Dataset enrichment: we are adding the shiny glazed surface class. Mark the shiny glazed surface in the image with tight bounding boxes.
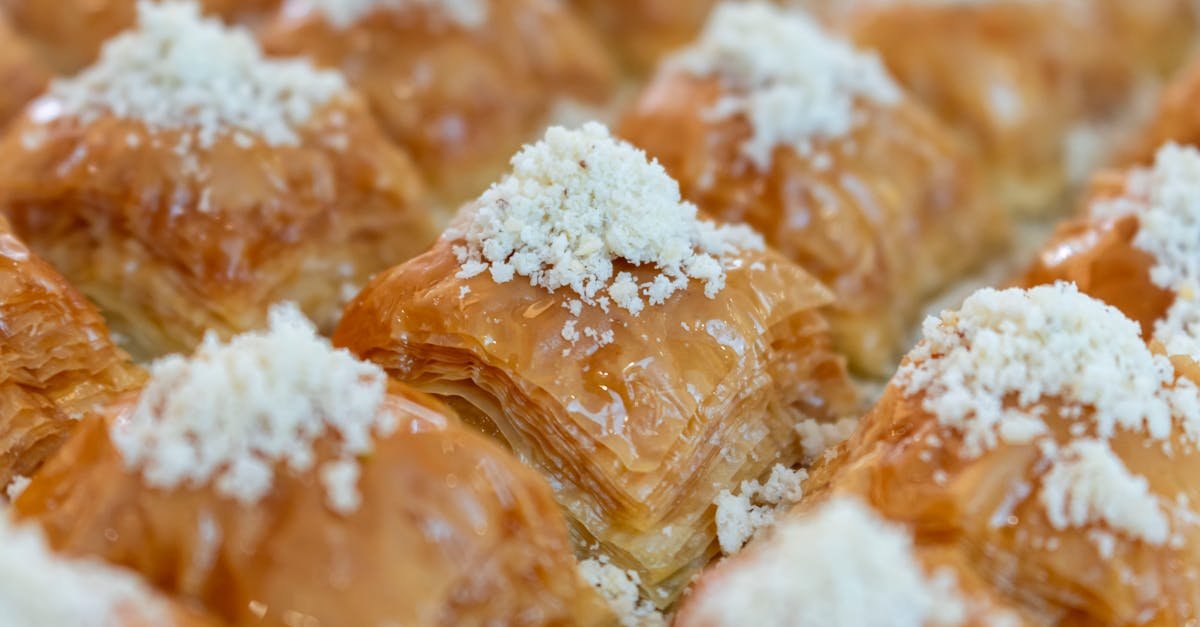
[789,377,1200,625]
[260,0,618,205]
[0,215,143,489]
[334,229,857,603]
[0,97,435,358]
[15,384,611,627]
[621,73,1009,376]
[1020,171,1174,337]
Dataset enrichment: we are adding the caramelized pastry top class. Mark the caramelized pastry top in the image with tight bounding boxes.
[668,3,901,170]
[0,216,144,485]
[678,496,969,627]
[1,2,405,289]
[798,284,1200,624]
[260,0,618,203]
[113,304,394,512]
[451,122,765,315]
[1024,143,1200,348]
[16,303,609,626]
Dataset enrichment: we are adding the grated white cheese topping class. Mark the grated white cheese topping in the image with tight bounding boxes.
[111,303,393,514]
[292,0,488,29]
[691,497,964,627]
[714,464,807,554]
[453,122,763,315]
[41,1,346,148]
[3,477,28,502]
[795,417,858,461]
[1091,143,1200,357]
[1039,439,1170,546]
[898,283,1200,457]
[672,2,901,169]
[0,516,171,626]
[579,557,666,627]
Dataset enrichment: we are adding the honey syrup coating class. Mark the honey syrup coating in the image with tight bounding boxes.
[0,215,144,490]
[0,0,281,73]
[0,97,434,359]
[13,382,611,627]
[0,13,50,131]
[620,57,1008,377]
[796,288,1200,625]
[259,0,619,206]
[808,0,1154,215]
[1020,171,1173,338]
[566,0,717,74]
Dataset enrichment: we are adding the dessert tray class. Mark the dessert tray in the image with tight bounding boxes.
[0,1,1197,625]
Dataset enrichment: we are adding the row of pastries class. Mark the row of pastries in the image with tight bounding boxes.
[0,0,1199,625]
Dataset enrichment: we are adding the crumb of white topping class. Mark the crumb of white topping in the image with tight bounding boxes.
[111,303,392,514]
[714,464,807,554]
[673,2,900,169]
[40,1,346,148]
[898,283,1200,457]
[578,556,666,627]
[453,122,763,315]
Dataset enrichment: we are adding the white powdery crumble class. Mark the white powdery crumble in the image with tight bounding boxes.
[714,464,807,554]
[294,0,488,29]
[578,557,666,627]
[1090,143,1200,357]
[452,122,763,315]
[40,1,346,148]
[795,417,858,461]
[0,516,170,626]
[111,303,393,514]
[1039,439,1170,546]
[898,283,1200,457]
[692,497,964,627]
[672,2,901,169]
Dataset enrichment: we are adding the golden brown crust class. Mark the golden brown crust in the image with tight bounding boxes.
[15,384,611,627]
[798,381,1200,625]
[815,1,1144,214]
[620,72,1008,376]
[567,0,716,74]
[333,230,856,605]
[1019,171,1173,338]
[0,97,436,358]
[259,0,618,205]
[0,0,281,73]
[0,216,144,489]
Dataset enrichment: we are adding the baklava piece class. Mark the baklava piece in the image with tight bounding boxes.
[0,13,50,130]
[1022,143,1200,348]
[334,122,857,605]
[621,3,1007,376]
[677,496,1015,626]
[715,284,1200,625]
[0,515,220,626]
[0,2,434,358]
[14,304,610,626]
[0,216,143,490]
[812,0,1171,214]
[1,0,281,73]
[567,0,716,73]
[260,0,618,204]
